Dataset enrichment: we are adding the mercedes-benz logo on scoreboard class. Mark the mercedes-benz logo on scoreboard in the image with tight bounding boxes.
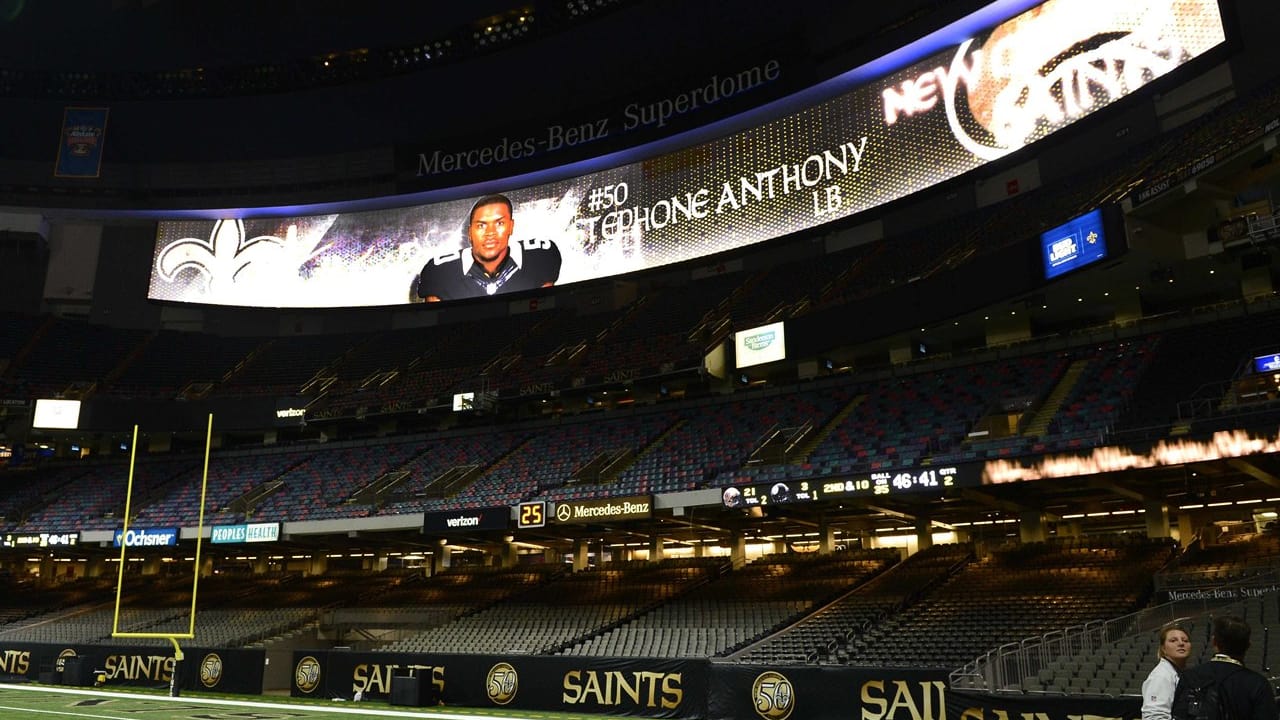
[550,496,652,525]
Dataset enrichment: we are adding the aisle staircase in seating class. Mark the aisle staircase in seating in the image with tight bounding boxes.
[422,465,482,499]
[416,435,536,499]
[746,422,813,466]
[788,394,866,463]
[101,331,157,391]
[1021,359,1090,438]
[218,339,274,388]
[225,456,312,516]
[638,419,686,460]
[345,444,437,507]
[564,418,686,487]
[0,315,56,381]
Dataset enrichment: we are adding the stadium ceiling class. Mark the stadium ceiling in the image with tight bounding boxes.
[0,0,970,76]
[0,1,529,71]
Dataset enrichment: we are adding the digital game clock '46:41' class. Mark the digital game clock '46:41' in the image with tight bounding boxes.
[724,464,980,508]
[840,465,976,497]
[836,464,979,498]
[888,466,959,492]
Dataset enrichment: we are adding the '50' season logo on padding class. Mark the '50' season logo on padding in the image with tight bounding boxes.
[295,656,322,694]
[752,670,795,720]
[486,662,518,705]
[199,653,223,689]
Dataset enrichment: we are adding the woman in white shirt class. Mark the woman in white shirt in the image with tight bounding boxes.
[1141,623,1191,720]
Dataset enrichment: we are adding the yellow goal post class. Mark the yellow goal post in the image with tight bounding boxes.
[110,413,213,671]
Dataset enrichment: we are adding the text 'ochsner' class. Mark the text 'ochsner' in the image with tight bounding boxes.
[116,528,177,547]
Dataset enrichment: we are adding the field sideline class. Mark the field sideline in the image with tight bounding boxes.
[0,684,613,720]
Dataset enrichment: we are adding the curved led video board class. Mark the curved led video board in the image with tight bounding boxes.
[149,0,1226,308]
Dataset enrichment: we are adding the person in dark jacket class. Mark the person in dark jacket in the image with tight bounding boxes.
[1171,615,1276,720]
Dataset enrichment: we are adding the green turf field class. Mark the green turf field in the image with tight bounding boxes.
[0,684,614,720]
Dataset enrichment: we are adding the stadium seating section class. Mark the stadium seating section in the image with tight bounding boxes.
[0,535,1273,698]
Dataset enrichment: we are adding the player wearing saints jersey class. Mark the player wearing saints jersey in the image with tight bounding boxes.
[416,194,561,302]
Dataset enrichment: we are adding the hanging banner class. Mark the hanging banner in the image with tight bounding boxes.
[54,107,109,179]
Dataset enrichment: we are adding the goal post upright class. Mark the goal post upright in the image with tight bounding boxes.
[188,412,212,637]
[109,414,214,696]
[110,423,140,639]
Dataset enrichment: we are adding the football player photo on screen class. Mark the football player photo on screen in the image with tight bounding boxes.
[413,193,562,302]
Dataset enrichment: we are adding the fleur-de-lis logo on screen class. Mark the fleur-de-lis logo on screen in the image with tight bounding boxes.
[157,219,291,294]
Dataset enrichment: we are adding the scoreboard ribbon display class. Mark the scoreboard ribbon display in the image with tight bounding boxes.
[516,501,547,529]
[148,0,1225,309]
[423,506,511,533]
[552,496,652,524]
[722,464,982,508]
[209,522,281,544]
[2,532,79,548]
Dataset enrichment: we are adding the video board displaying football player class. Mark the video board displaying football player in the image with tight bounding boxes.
[415,193,561,301]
